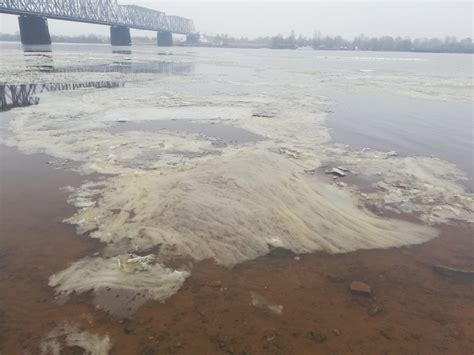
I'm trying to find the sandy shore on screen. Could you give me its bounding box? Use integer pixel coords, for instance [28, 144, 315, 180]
[1, 145, 472, 354]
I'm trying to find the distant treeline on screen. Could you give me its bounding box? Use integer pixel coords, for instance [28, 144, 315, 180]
[1, 31, 473, 53]
[206, 32, 474, 53]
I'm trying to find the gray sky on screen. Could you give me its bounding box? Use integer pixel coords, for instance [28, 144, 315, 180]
[1, 1, 472, 39]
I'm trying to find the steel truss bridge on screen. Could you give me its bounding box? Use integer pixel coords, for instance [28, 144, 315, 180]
[0, 0, 195, 35]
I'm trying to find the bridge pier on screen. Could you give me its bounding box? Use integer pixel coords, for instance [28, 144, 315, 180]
[110, 26, 131, 46]
[18, 15, 51, 45]
[186, 33, 200, 45]
[157, 31, 173, 47]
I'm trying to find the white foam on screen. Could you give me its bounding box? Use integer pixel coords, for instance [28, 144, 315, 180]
[49, 256, 189, 304]
[41, 323, 111, 355]
[67, 149, 437, 267]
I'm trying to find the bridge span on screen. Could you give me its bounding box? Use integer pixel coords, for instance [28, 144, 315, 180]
[0, 0, 198, 46]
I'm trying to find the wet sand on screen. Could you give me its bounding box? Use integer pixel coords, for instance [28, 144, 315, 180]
[0, 145, 473, 354]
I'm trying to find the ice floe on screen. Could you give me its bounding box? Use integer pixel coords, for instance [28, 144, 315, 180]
[40, 322, 111, 355]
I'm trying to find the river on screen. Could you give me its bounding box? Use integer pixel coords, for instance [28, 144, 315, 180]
[0, 42, 473, 354]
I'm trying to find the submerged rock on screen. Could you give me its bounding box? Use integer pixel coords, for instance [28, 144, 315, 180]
[350, 281, 372, 296]
[305, 331, 327, 343]
[367, 303, 383, 316]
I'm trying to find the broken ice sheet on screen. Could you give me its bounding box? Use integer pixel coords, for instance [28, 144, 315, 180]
[40, 322, 111, 355]
[49, 255, 189, 318]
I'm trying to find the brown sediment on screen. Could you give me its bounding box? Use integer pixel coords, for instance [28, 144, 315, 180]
[0, 145, 473, 354]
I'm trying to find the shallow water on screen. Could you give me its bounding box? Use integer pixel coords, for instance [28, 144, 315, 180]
[105, 119, 263, 145]
[0, 42, 473, 354]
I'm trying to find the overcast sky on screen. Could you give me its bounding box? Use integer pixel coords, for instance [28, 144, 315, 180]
[0, 1, 472, 39]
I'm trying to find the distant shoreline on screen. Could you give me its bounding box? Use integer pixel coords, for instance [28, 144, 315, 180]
[0, 35, 472, 54]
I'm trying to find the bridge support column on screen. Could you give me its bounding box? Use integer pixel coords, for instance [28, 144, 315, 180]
[186, 33, 200, 45]
[18, 15, 51, 45]
[110, 26, 131, 46]
[157, 31, 173, 47]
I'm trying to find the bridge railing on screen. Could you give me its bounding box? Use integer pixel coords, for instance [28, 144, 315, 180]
[167, 16, 195, 35]
[120, 5, 169, 31]
[0, 0, 195, 35]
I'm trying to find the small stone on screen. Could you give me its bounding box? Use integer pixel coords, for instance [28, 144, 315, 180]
[350, 281, 372, 296]
[123, 325, 134, 334]
[333, 329, 341, 336]
[367, 303, 383, 316]
[305, 331, 327, 343]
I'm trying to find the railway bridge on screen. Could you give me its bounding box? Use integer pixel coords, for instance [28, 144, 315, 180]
[0, 0, 198, 46]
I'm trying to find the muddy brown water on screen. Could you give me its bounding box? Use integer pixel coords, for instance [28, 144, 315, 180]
[1, 144, 473, 354]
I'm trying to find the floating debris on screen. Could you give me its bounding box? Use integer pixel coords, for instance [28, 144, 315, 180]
[384, 150, 398, 158]
[252, 110, 277, 118]
[250, 291, 283, 315]
[278, 147, 301, 159]
[118, 254, 156, 273]
[325, 167, 348, 177]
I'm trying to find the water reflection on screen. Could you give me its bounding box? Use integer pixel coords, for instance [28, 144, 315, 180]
[0, 81, 123, 111]
[22, 44, 52, 53]
[24, 52, 54, 73]
[112, 50, 132, 55]
[53, 60, 195, 75]
[22, 48, 194, 75]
